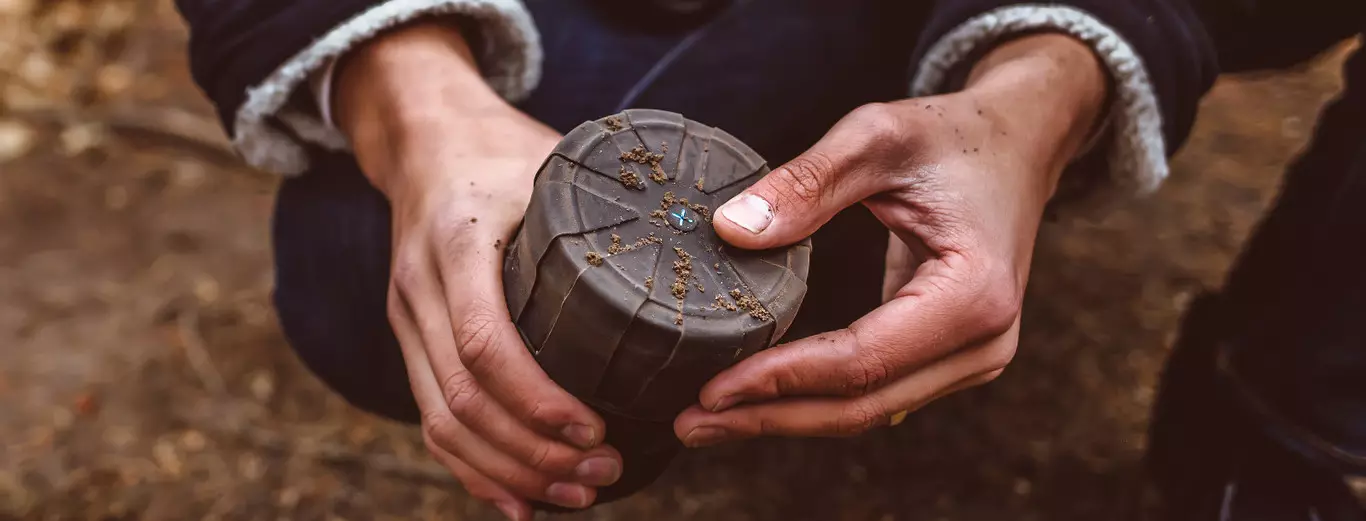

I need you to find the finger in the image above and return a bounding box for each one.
[394,308,602,509]
[427,248,609,451]
[698,259,1019,411]
[392,265,621,486]
[714,103,915,250]
[676,328,1016,444]
[424,433,531,521]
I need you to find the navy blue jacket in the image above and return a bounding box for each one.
[174,0,1361,173]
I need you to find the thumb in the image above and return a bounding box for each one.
[714,130,884,250]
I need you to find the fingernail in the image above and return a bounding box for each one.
[574,457,622,486]
[683,426,728,448]
[546,482,590,508]
[494,501,523,521]
[719,194,773,234]
[889,410,910,427]
[560,424,598,450]
[710,395,740,412]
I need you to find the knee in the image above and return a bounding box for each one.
[271,153,418,423]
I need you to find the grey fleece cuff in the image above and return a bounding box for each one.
[912,4,1167,205]
[233,0,541,175]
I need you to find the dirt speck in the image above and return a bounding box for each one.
[644,276,654,290]
[585,252,604,267]
[688,201,711,221]
[671,247,693,301]
[469,217,478,224]
[712,294,738,312]
[607,234,626,255]
[604,115,625,131]
[695,177,705,191]
[622,144,667,184]
[729,288,773,321]
[618,166,645,190]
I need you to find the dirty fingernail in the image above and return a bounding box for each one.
[683,426,728,448]
[574,457,622,486]
[495,501,523,521]
[546,482,591,508]
[561,424,597,449]
[719,194,773,234]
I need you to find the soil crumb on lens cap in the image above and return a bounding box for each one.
[585,252,604,266]
[671,247,695,325]
[712,294,738,312]
[688,201,711,221]
[729,288,774,321]
[607,234,626,255]
[604,115,625,131]
[603,233,663,258]
[618,166,645,190]
[622,144,668,184]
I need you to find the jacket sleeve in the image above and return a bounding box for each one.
[909,0,1221,210]
[1194,0,1362,73]
[174,0,541,175]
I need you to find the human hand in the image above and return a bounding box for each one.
[675,34,1110,445]
[335,22,621,519]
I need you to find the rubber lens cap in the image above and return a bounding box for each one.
[503,109,810,508]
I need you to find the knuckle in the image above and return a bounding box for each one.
[525,441,558,474]
[980,340,1017,372]
[390,256,425,293]
[454,307,504,373]
[776,153,835,206]
[523,400,569,430]
[421,412,461,451]
[836,400,885,436]
[847,102,907,144]
[848,351,893,396]
[841,329,894,396]
[757,416,782,437]
[441,370,485,419]
[969,265,1022,336]
[385,299,407,326]
[498,468,546,496]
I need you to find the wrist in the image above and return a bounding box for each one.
[964,33,1109,189]
[336,20,516,195]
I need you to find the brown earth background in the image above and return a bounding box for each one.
[0,1,1359,520]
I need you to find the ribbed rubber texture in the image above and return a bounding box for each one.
[503,109,810,508]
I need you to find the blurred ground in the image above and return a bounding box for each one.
[0,1,1357,520]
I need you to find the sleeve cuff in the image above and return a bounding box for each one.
[911,5,1167,208]
[232,0,541,176]
[310,57,341,132]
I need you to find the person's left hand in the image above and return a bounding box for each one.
[674,34,1110,445]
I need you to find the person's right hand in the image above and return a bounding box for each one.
[334,22,621,520]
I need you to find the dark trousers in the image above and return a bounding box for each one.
[1211,46,1366,470]
[272,0,925,424]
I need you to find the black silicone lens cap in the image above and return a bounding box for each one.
[503,109,810,508]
